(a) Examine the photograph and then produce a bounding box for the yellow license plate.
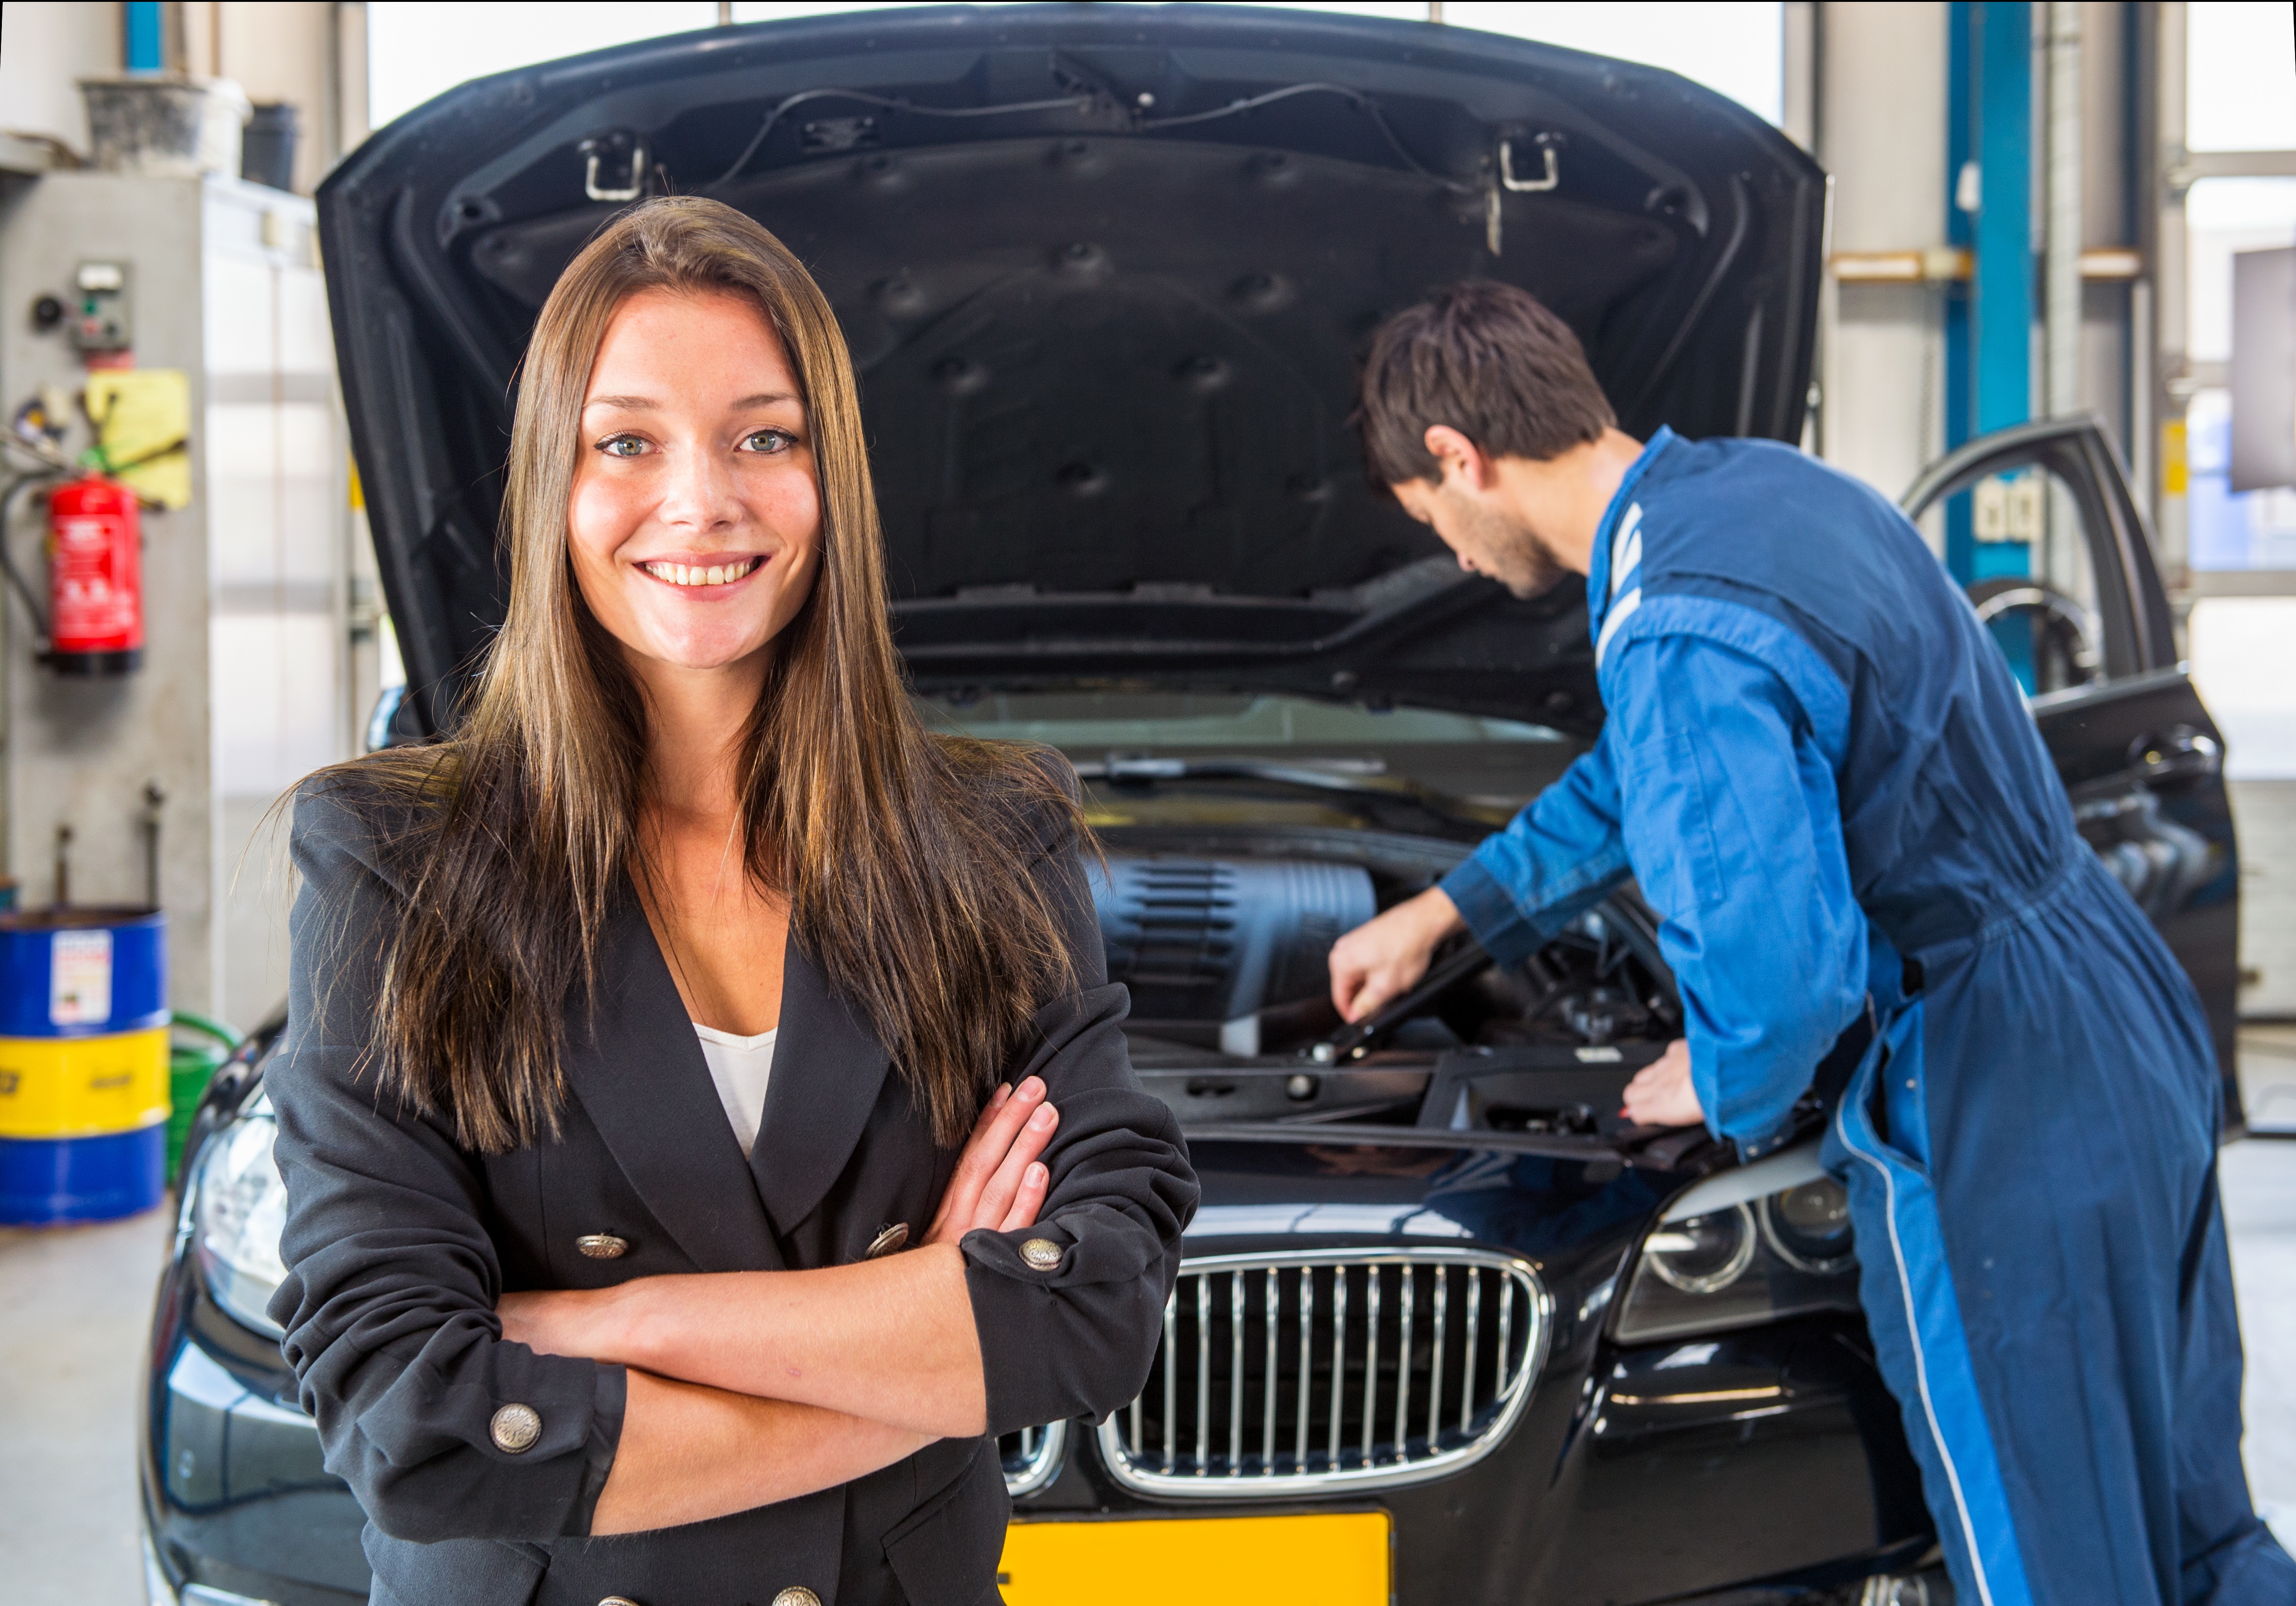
[997,1511,1392,1606]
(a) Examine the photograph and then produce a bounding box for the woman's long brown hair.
[331,196,1080,1152]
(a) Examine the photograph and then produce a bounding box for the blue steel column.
[1968,2,2035,589]
[1945,2,1977,580]
[124,2,165,73]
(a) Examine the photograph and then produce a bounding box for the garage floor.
[5,1043,2293,1606]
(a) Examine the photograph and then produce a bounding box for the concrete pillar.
[1813,1,1951,510]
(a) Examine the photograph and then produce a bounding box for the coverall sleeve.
[1604,635,1868,1155]
[1438,732,1633,966]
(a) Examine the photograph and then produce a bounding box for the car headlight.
[1613,1171,1860,1345]
[191,1104,288,1338]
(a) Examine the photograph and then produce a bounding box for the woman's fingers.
[951,1080,1034,1203]
[927,1077,1051,1245]
[973,1099,1058,1230]
[997,1162,1050,1233]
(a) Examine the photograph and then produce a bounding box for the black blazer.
[267,783,1197,1606]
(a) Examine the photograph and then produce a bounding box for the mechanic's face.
[1389,472,1572,601]
[568,288,822,676]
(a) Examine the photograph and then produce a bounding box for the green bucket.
[167,1011,241,1181]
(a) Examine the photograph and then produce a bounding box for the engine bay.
[1089,837,1683,1137]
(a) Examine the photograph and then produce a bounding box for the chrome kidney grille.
[1096,1248,1550,1497]
[999,1420,1069,1497]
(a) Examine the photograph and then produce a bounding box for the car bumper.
[144,1241,1927,1606]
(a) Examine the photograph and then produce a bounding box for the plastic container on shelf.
[241,101,298,191]
[0,906,171,1224]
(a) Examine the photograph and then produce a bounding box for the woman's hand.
[924,1074,1059,1247]
[499,1285,617,1360]
[1620,1038,1706,1128]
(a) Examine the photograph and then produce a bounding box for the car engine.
[1091,849,1681,1131]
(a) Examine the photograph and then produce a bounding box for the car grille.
[1095,1248,1549,1497]
[998,1420,1069,1497]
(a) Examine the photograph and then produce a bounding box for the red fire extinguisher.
[45,473,141,675]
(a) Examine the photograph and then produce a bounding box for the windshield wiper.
[1077,753,1382,787]
[1072,752,1497,829]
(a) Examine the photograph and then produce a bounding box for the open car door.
[1903,416,2244,1131]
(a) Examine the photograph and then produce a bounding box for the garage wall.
[0,2,122,158]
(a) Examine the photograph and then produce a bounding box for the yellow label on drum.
[998,1512,1392,1606]
[0,1029,170,1137]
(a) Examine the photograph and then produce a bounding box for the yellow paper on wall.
[2161,419,2189,498]
[83,369,191,509]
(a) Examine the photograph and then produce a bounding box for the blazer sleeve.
[958,780,1201,1435]
[264,786,626,1544]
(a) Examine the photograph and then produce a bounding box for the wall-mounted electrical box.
[68,260,130,355]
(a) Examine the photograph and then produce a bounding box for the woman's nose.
[656,441,742,531]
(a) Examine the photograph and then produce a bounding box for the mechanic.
[1327,280,2293,1606]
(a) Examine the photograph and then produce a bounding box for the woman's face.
[568,287,822,676]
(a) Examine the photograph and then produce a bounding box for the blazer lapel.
[752,940,894,1237]
[560,888,784,1272]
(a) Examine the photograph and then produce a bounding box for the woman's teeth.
[643,558,761,588]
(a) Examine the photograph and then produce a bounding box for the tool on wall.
[142,781,165,911]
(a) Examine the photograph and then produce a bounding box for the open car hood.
[319,2,1825,737]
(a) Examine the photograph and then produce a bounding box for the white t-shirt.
[694,1023,778,1156]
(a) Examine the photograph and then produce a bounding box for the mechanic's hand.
[924,1075,1059,1247]
[1329,887,1468,1023]
[1621,1039,1706,1129]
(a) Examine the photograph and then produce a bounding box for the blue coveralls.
[1441,428,2294,1605]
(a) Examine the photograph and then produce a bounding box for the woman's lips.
[639,555,765,588]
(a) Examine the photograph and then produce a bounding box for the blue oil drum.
[0,907,170,1223]
[0,1123,165,1223]
[0,907,167,1036]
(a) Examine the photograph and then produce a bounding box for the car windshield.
[914,692,1564,750]
[915,692,1578,813]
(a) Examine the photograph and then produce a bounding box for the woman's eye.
[596,434,649,458]
[740,429,793,455]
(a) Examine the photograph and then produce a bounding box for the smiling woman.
[260,198,1196,1605]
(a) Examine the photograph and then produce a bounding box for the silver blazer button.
[1020,1237,1063,1271]
[598,1598,643,1606]
[576,1234,629,1259]
[772,1589,823,1606]
[490,1403,542,1453]
[865,1223,909,1259]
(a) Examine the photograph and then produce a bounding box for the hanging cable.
[703,78,1475,196]
[0,472,56,644]
[1139,81,1474,192]
[704,88,1100,191]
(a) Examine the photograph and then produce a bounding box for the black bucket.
[241,102,298,192]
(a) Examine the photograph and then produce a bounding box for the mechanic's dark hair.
[316,196,1082,1153]
[1358,281,1615,485]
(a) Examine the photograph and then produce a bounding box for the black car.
[140,7,2242,1605]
